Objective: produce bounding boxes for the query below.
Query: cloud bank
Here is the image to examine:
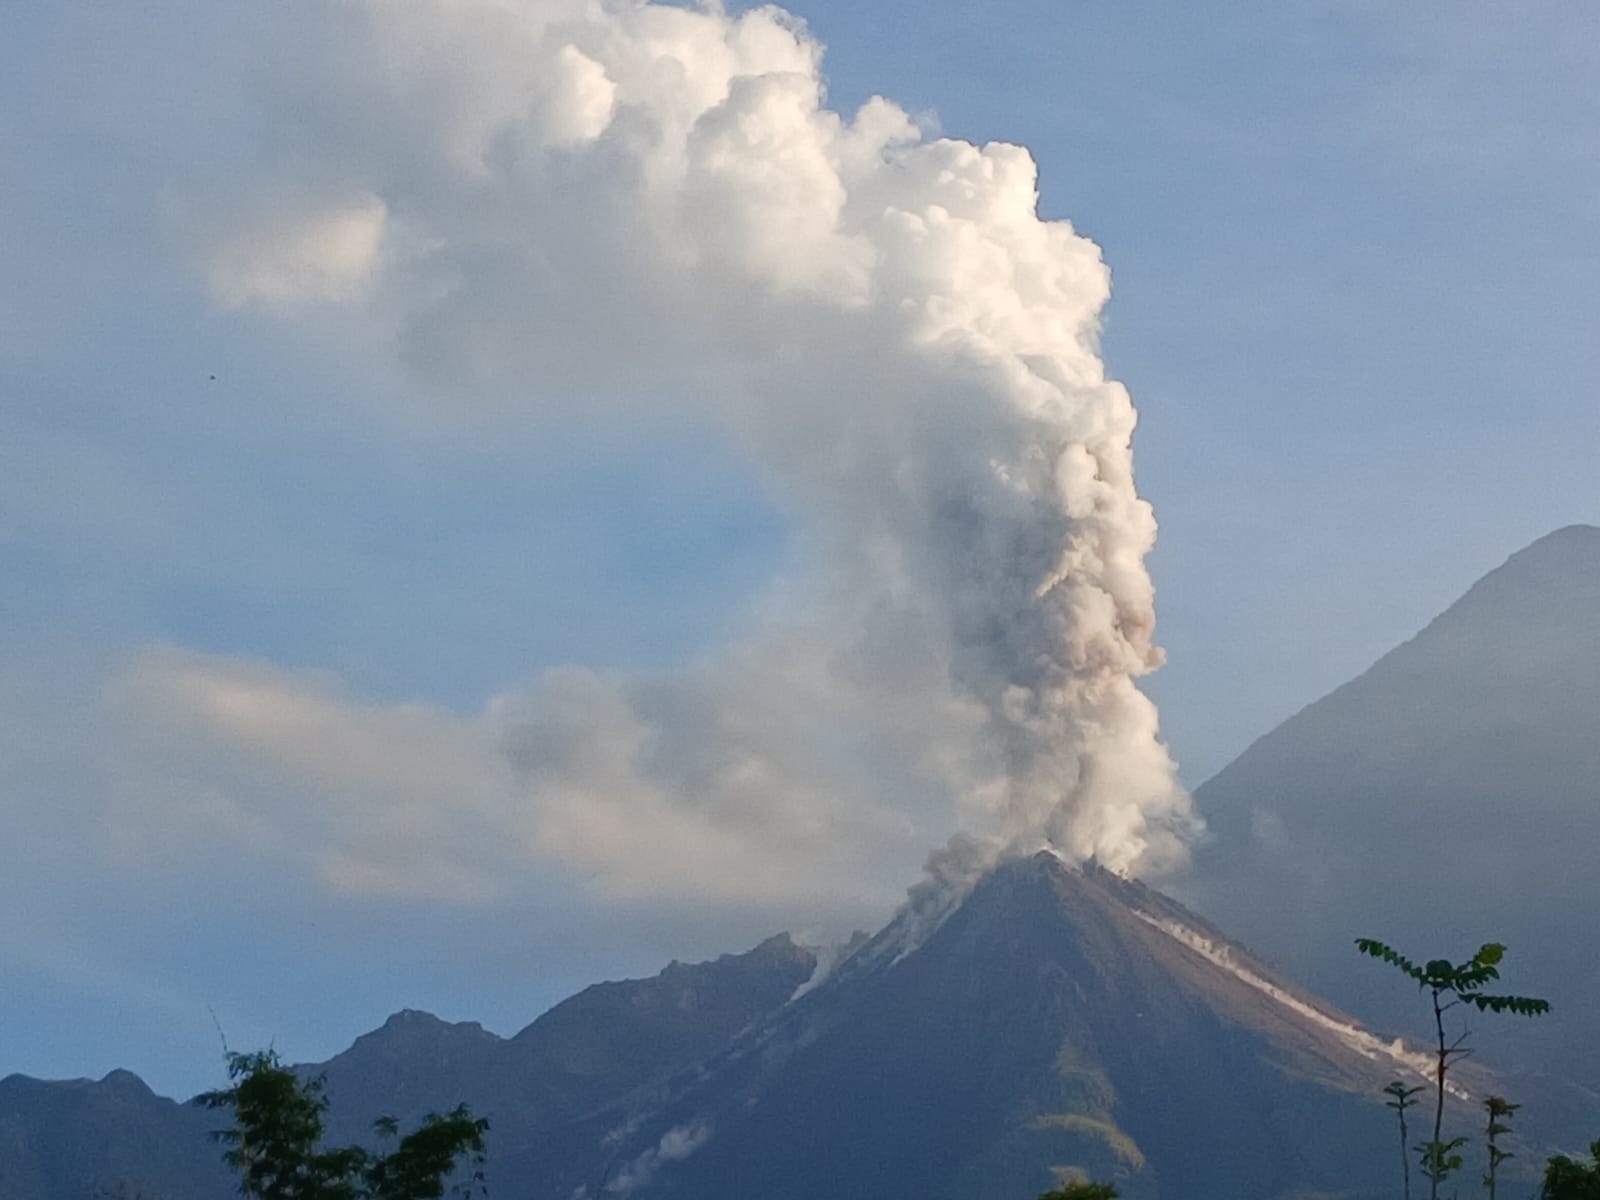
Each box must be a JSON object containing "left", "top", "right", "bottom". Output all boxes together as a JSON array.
[{"left": 115, "top": 0, "right": 1195, "bottom": 928}]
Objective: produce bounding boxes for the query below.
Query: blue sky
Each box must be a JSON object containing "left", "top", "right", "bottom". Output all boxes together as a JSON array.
[{"left": 3, "top": 0, "right": 1597, "bottom": 1100}]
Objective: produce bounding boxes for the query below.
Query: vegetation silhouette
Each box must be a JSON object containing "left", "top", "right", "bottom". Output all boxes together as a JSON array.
[
  {"left": 200, "top": 1049, "right": 488, "bottom": 1200},
  {"left": 1481, "top": 1095, "right": 1519, "bottom": 1200},
  {"left": 1355, "top": 939, "right": 1548, "bottom": 1200},
  {"left": 1037, "top": 1183, "right": 1118, "bottom": 1199},
  {"left": 1382, "top": 1080, "right": 1426, "bottom": 1200},
  {"left": 1542, "top": 1139, "right": 1600, "bottom": 1199}
]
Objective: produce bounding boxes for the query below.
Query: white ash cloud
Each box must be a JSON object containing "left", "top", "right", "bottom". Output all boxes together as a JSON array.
[
  {"left": 119, "top": 0, "right": 1197, "bottom": 923},
  {"left": 200, "top": 192, "right": 390, "bottom": 309}
]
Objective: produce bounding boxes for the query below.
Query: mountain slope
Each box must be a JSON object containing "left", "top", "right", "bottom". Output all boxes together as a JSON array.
[
  {"left": 1177, "top": 524, "right": 1600, "bottom": 1087},
  {"left": 316, "top": 931, "right": 818, "bottom": 1147},
  {"left": 0, "top": 935, "right": 817, "bottom": 1200},
  {"left": 0, "top": 1070, "right": 231, "bottom": 1200},
  {"left": 527, "top": 853, "right": 1463, "bottom": 1200}
]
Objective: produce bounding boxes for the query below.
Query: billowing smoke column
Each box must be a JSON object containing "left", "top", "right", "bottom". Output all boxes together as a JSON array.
[{"left": 191, "top": 0, "right": 1198, "bottom": 914}]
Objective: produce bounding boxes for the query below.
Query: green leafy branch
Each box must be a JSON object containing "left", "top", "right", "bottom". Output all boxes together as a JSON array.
[{"left": 1356, "top": 939, "right": 1548, "bottom": 1200}]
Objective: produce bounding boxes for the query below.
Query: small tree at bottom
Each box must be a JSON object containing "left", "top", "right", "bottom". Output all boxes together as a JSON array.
[
  {"left": 1355, "top": 939, "right": 1548, "bottom": 1200},
  {"left": 1037, "top": 1183, "right": 1118, "bottom": 1200},
  {"left": 1542, "top": 1140, "right": 1600, "bottom": 1200},
  {"left": 1383, "top": 1080, "right": 1426, "bottom": 1200},
  {"left": 201, "top": 1050, "right": 488, "bottom": 1200},
  {"left": 1482, "top": 1095, "right": 1519, "bottom": 1200}
]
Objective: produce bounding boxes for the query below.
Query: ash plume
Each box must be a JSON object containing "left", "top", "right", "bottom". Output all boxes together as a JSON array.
[{"left": 134, "top": 0, "right": 1199, "bottom": 925}]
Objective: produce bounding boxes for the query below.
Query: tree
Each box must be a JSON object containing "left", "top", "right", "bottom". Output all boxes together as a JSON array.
[
  {"left": 1542, "top": 1140, "right": 1600, "bottom": 1200},
  {"left": 201, "top": 1050, "right": 488, "bottom": 1200},
  {"left": 1037, "top": 1184, "right": 1118, "bottom": 1200},
  {"left": 1382, "top": 1080, "right": 1425, "bottom": 1200},
  {"left": 1355, "top": 939, "right": 1548, "bottom": 1200},
  {"left": 1482, "top": 1095, "right": 1519, "bottom": 1200}
]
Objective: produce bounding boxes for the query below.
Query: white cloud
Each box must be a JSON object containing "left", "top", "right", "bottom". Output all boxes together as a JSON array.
[
  {"left": 101, "top": 638, "right": 959, "bottom": 916},
  {"left": 202, "top": 193, "right": 388, "bottom": 309},
  {"left": 103, "top": 646, "right": 516, "bottom": 903},
  {"left": 108, "top": 0, "right": 1196, "bottom": 933},
  {"left": 538, "top": 45, "right": 618, "bottom": 147}
]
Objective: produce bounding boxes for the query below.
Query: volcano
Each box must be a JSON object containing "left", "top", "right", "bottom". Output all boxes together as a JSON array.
[
  {"left": 4, "top": 854, "right": 1515, "bottom": 1200},
  {"left": 511, "top": 853, "right": 1466, "bottom": 1200}
]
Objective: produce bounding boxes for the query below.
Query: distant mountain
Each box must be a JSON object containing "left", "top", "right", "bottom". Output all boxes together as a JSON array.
[
  {"left": 521, "top": 853, "right": 1478, "bottom": 1200},
  {"left": 1177, "top": 524, "right": 1600, "bottom": 1091},
  {"left": 317, "top": 931, "right": 818, "bottom": 1145},
  {"left": 0, "top": 935, "right": 816, "bottom": 1200},
  {"left": 0, "top": 1069, "right": 230, "bottom": 1200}
]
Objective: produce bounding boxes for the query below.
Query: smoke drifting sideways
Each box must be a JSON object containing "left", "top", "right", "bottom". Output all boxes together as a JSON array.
[{"left": 162, "top": 0, "right": 1199, "bottom": 924}]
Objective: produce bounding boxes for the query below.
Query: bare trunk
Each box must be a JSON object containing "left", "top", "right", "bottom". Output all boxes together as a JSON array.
[{"left": 1431, "top": 987, "right": 1447, "bottom": 1200}]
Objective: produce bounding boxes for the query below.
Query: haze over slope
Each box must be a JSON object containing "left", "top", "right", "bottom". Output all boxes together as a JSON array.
[{"left": 1179, "top": 524, "right": 1600, "bottom": 1083}]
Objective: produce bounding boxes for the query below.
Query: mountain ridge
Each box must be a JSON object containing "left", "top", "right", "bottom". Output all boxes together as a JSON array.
[
  {"left": 0, "top": 934, "right": 818, "bottom": 1200},
  {"left": 3, "top": 854, "right": 1488, "bottom": 1200},
  {"left": 1177, "top": 523, "right": 1600, "bottom": 1089}
]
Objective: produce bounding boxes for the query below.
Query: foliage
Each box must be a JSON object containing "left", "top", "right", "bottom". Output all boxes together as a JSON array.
[
  {"left": 1353, "top": 941, "right": 1550, "bottom": 1018},
  {"left": 1416, "top": 1136, "right": 1467, "bottom": 1195},
  {"left": 1542, "top": 1140, "right": 1600, "bottom": 1199},
  {"left": 1382, "top": 1080, "right": 1425, "bottom": 1200},
  {"left": 201, "top": 1050, "right": 488, "bottom": 1200},
  {"left": 1355, "top": 939, "right": 1548, "bottom": 1200},
  {"left": 1037, "top": 1183, "right": 1118, "bottom": 1200},
  {"left": 1482, "top": 1095, "right": 1519, "bottom": 1200}
]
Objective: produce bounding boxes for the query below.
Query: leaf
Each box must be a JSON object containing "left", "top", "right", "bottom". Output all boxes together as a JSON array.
[
  {"left": 1355, "top": 938, "right": 1427, "bottom": 982},
  {"left": 1474, "top": 943, "right": 1506, "bottom": 967}
]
